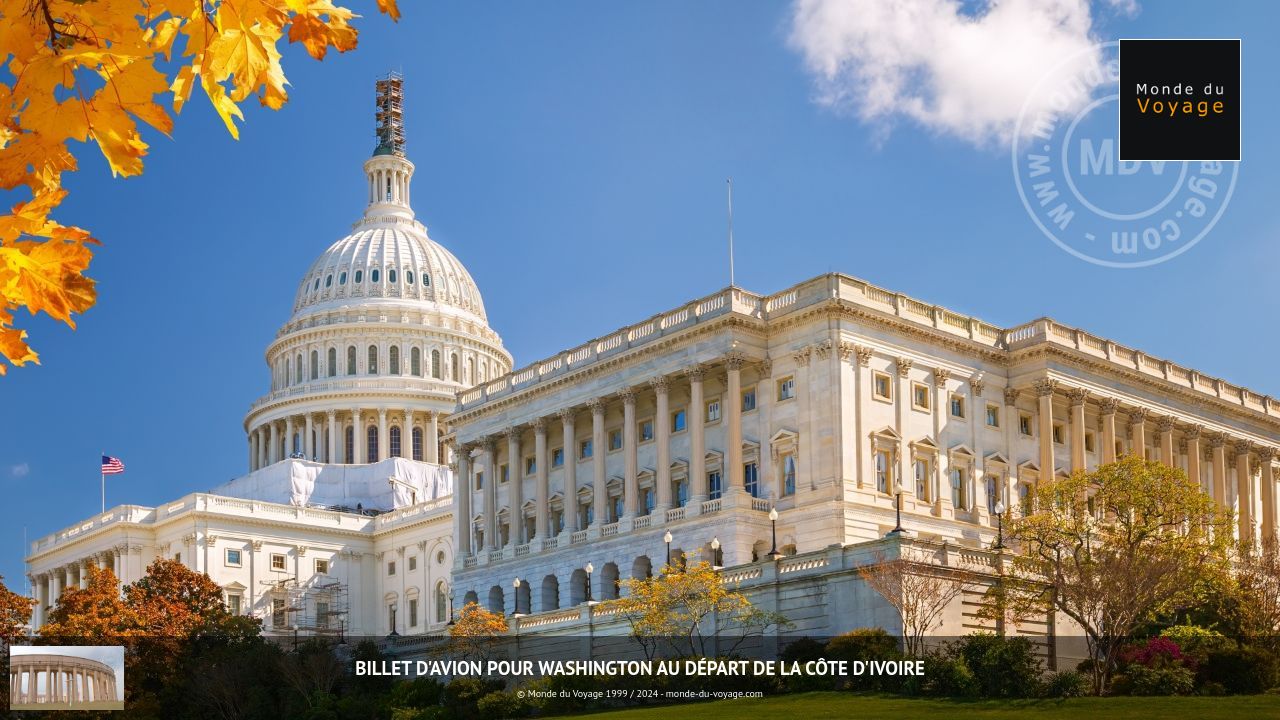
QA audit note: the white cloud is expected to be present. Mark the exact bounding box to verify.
[788,0,1116,146]
[10,462,29,478]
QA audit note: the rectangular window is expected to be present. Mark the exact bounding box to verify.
[525,456,537,475]
[912,382,931,411]
[950,394,966,418]
[643,489,654,516]
[580,439,593,459]
[314,558,329,575]
[174,552,181,563]
[1052,424,1064,445]
[639,419,654,442]
[782,455,796,496]
[742,387,757,412]
[409,598,419,628]
[986,404,1000,428]
[408,556,417,572]
[227,594,242,616]
[387,561,396,576]
[1019,413,1033,436]
[316,601,330,628]
[986,476,999,514]
[474,471,484,490]
[608,429,623,451]
[1085,431,1096,453]
[500,463,510,483]
[708,471,723,500]
[873,372,892,401]
[951,467,966,509]
[671,410,687,433]
[706,399,721,422]
[777,376,795,401]
[270,553,286,571]
[611,496,624,523]
[675,480,688,508]
[744,461,759,498]
[875,449,893,494]
[914,457,930,499]
[552,447,564,467]
[225,549,242,567]
[272,598,286,627]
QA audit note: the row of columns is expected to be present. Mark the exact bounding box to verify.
[455,354,758,557]
[249,409,442,470]
[29,546,137,629]
[10,663,116,704]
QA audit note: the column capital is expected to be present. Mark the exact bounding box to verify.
[1003,387,1020,406]
[1234,439,1254,456]
[504,426,522,441]
[1185,423,1203,440]
[726,350,747,370]
[685,365,706,382]
[1209,433,1226,449]
[932,367,951,385]
[969,374,985,397]
[532,417,547,434]
[855,345,874,367]
[326,408,336,418]
[649,376,670,394]
[1032,378,1058,398]
[378,407,388,419]
[1098,397,1120,415]
[1128,408,1148,426]
[588,398,607,416]
[619,388,637,406]
[759,356,773,377]
[557,407,576,423]
[1258,446,1275,462]
[1157,415,1176,433]
[837,341,855,362]
[895,357,913,377]
[1066,387,1090,407]
[814,338,833,360]
[482,436,498,454]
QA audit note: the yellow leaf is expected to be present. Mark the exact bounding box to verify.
[377,0,401,22]
[0,309,39,374]
[0,239,97,327]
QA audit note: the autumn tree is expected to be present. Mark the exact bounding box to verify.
[125,556,236,636]
[0,574,36,642]
[1235,536,1280,654]
[0,0,401,375]
[856,544,969,657]
[995,456,1232,694]
[605,560,791,660]
[447,601,508,663]
[39,564,140,640]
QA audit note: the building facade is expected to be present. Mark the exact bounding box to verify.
[447,273,1280,647]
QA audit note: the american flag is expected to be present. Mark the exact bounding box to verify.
[101,455,125,475]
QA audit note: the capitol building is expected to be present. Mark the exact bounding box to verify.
[24,78,1280,664]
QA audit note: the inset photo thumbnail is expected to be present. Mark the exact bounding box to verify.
[9,645,124,711]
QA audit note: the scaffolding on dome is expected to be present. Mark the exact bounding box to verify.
[374,71,405,156]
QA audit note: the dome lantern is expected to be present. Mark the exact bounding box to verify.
[364,72,415,222]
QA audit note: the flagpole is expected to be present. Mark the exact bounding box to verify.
[101,449,105,514]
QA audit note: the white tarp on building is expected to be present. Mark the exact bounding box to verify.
[211,458,452,510]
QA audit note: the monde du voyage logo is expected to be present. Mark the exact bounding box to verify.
[1013,39,1240,268]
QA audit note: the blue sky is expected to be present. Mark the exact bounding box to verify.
[2,1,1277,589]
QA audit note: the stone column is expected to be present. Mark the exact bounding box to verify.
[933,367,952,517]
[1260,448,1276,545]
[428,412,440,463]
[1237,441,1254,544]
[590,400,607,527]
[758,358,776,499]
[1129,409,1147,460]
[560,409,579,531]
[268,422,279,464]
[1186,425,1203,490]
[1099,398,1118,464]
[352,409,363,464]
[1002,388,1018,507]
[896,358,913,495]
[455,444,471,555]
[687,369,706,505]
[404,410,415,458]
[534,418,549,538]
[1068,388,1089,472]
[326,410,337,463]
[1033,379,1057,480]
[507,427,524,543]
[726,353,745,495]
[622,389,638,518]
[305,414,315,460]
[285,415,295,458]
[377,409,389,462]
[483,439,497,551]
[1158,416,1175,466]
[249,431,258,471]
[1210,435,1228,511]
[855,347,873,490]
[652,378,671,513]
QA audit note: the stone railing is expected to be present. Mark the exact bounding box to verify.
[251,376,456,412]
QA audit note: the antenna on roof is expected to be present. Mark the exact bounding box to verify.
[727,178,735,288]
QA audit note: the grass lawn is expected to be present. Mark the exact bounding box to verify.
[547,691,1280,719]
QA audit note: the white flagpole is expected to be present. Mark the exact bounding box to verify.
[727,178,735,287]
[101,450,105,514]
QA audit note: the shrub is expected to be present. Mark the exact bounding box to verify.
[781,637,836,692]
[442,677,505,719]
[476,690,531,720]
[1122,637,1186,669]
[826,628,904,692]
[916,652,977,698]
[1200,647,1279,694]
[949,633,1042,698]
[1123,665,1196,696]
[1041,670,1087,699]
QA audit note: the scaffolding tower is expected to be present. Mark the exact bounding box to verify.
[374,72,405,156]
[260,576,350,636]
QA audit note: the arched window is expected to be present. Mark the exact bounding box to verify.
[406,270,414,285]
[389,346,400,375]
[347,346,357,376]
[450,353,459,381]
[310,350,318,380]
[339,271,347,285]
[344,426,354,464]
[313,278,320,291]
[295,354,302,384]
[423,273,431,286]
[390,426,402,457]
[367,426,379,463]
[354,269,363,284]
[435,582,448,624]
[431,349,441,379]
[327,348,337,377]
[411,347,422,376]
[412,427,423,461]
[325,274,333,288]
[371,268,381,284]
[389,268,397,284]
[367,345,378,375]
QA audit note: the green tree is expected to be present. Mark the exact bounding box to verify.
[992,456,1232,694]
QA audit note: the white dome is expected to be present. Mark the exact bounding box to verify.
[291,221,489,325]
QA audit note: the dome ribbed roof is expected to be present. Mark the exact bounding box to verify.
[290,221,488,323]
